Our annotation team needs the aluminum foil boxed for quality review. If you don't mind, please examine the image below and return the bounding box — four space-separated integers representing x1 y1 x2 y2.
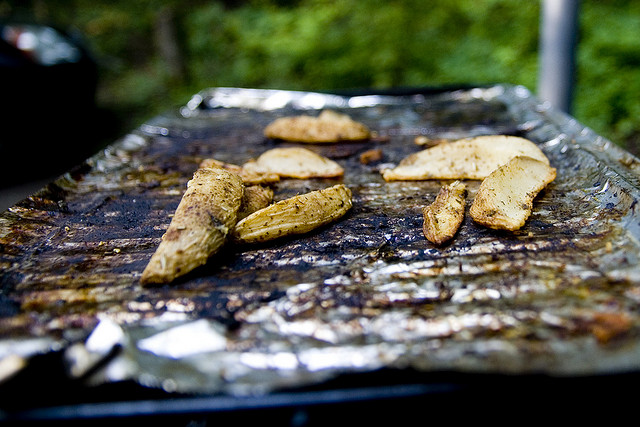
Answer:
2 85 640 396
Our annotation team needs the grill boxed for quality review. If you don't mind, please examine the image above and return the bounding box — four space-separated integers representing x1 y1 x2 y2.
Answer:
2 85 640 424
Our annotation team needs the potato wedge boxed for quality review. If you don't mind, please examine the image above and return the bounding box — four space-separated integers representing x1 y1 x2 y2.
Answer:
233 184 352 244
264 110 370 143
423 181 467 245
382 135 549 181
242 147 344 179
199 158 280 186
198 159 274 219
238 185 274 221
140 168 244 284
469 156 556 231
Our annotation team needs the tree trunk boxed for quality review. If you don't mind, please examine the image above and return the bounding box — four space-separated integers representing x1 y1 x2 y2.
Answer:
154 6 185 83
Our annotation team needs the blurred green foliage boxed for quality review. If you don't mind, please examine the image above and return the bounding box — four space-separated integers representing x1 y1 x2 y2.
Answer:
575 1 640 152
3 0 639 153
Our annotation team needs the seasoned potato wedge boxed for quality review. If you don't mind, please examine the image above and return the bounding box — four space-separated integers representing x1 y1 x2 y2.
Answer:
233 184 352 244
264 110 370 143
199 158 280 186
242 147 344 179
423 181 467 245
470 156 556 231
140 168 244 284
238 185 274 221
382 135 549 181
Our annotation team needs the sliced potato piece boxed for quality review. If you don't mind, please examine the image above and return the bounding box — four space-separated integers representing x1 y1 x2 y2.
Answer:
264 110 370 143
359 148 383 165
233 184 352 244
140 168 244 285
199 158 280 185
242 147 344 179
423 181 467 245
238 185 274 221
382 135 549 181
469 156 556 231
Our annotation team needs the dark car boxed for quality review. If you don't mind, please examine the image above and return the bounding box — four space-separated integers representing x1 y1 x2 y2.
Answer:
0 22 100 185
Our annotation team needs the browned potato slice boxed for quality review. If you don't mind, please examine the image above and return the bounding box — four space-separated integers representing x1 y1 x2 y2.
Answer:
359 148 383 165
264 110 370 143
140 168 244 284
382 135 549 181
469 156 556 231
233 184 352 244
423 181 467 245
242 147 344 179
199 158 280 185
238 185 274 221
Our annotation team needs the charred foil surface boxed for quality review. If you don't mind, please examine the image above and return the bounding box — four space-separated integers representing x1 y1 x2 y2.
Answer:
2 85 640 395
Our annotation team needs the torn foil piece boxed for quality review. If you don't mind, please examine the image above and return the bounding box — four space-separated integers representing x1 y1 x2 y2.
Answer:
137 320 227 359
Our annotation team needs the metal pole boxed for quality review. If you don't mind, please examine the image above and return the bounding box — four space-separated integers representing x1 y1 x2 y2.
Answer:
538 0 580 113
